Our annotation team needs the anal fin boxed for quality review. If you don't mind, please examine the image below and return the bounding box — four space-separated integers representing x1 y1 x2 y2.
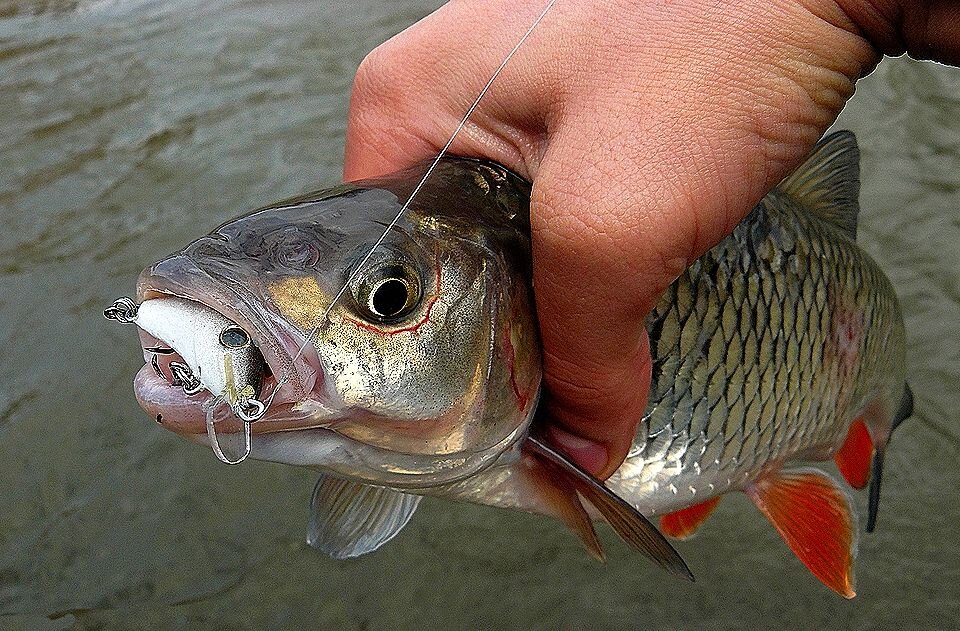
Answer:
660 497 721 540
307 475 421 560
746 468 857 599
835 417 874 490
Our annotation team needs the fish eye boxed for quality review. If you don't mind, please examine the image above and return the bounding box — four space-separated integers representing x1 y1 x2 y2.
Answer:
220 325 251 349
355 263 422 322
368 277 411 318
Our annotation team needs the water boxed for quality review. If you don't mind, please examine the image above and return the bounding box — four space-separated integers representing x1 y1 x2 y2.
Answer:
1 2 958 629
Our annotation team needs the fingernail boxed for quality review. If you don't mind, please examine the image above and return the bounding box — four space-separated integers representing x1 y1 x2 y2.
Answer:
547 426 609 477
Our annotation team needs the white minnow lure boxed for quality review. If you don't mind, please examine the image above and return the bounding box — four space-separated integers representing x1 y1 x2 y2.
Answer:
133 297 265 416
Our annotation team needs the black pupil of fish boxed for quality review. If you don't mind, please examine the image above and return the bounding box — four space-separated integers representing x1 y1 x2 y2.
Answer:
370 278 409 318
220 326 250 348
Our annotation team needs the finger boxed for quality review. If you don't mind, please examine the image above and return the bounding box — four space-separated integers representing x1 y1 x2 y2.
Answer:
529 139 691 480
838 0 960 65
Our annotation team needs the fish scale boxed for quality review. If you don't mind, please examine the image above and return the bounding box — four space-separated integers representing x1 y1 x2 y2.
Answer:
612 184 905 514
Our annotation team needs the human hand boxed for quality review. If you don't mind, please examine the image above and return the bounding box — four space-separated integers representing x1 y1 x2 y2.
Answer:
342 0 959 478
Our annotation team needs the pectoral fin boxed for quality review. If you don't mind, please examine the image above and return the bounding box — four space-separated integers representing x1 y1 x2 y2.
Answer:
306 475 421 560
526 435 693 581
522 452 606 561
746 467 857 598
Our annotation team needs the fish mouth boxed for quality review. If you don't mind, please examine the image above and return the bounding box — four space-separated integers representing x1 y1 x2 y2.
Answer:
133 254 324 436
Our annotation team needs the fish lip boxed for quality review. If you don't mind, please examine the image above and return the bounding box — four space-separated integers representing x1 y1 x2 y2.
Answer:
133 254 322 433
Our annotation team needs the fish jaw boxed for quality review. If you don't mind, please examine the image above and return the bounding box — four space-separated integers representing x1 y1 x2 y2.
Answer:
249 423 531 490
133 254 325 436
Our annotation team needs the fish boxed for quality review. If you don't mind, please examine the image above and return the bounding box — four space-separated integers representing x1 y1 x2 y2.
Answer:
111 130 911 598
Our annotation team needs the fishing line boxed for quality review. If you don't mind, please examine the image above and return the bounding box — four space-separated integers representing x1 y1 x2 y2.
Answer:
257 0 558 418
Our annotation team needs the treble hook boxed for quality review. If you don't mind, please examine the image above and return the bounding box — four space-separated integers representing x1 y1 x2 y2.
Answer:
233 397 266 423
104 297 138 323
205 396 253 465
169 361 203 395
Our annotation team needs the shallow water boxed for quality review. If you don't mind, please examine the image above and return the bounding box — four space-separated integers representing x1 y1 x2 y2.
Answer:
1 1 958 629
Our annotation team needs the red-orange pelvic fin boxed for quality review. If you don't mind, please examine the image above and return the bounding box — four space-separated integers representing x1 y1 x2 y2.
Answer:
746 468 858 599
835 418 875 490
660 497 721 540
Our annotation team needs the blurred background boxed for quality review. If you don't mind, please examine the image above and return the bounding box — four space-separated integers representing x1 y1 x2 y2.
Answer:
1 1 958 629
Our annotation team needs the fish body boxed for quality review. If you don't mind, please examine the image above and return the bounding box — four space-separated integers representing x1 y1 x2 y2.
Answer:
611 149 907 516
122 131 909 597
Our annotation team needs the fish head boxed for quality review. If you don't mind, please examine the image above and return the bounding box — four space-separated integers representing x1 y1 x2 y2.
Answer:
133 158 541 488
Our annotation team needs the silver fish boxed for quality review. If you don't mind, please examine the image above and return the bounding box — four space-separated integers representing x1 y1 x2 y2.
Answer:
111 131 910 597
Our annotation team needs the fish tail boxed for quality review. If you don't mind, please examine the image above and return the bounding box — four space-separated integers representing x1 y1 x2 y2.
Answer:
865 383 914 532
834 384 914 531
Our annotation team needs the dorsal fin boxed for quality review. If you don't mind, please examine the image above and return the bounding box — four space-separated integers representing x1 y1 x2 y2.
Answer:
777 131 860 241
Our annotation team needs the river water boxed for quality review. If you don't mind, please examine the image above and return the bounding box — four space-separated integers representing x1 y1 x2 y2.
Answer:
1 1 958 629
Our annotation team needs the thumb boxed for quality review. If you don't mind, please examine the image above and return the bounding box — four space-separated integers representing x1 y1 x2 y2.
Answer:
529 144 693 480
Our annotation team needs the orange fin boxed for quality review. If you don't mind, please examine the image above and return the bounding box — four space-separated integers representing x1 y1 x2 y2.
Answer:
746 468 857 598
835 418 874 490
525 435 694 581
660 497 721 540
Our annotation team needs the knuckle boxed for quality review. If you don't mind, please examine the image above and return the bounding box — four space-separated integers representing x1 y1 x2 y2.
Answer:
346 42 438 168
351 45 402 110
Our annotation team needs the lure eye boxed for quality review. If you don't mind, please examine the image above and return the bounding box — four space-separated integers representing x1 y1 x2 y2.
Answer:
220 325 251 349
355 263 422 322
